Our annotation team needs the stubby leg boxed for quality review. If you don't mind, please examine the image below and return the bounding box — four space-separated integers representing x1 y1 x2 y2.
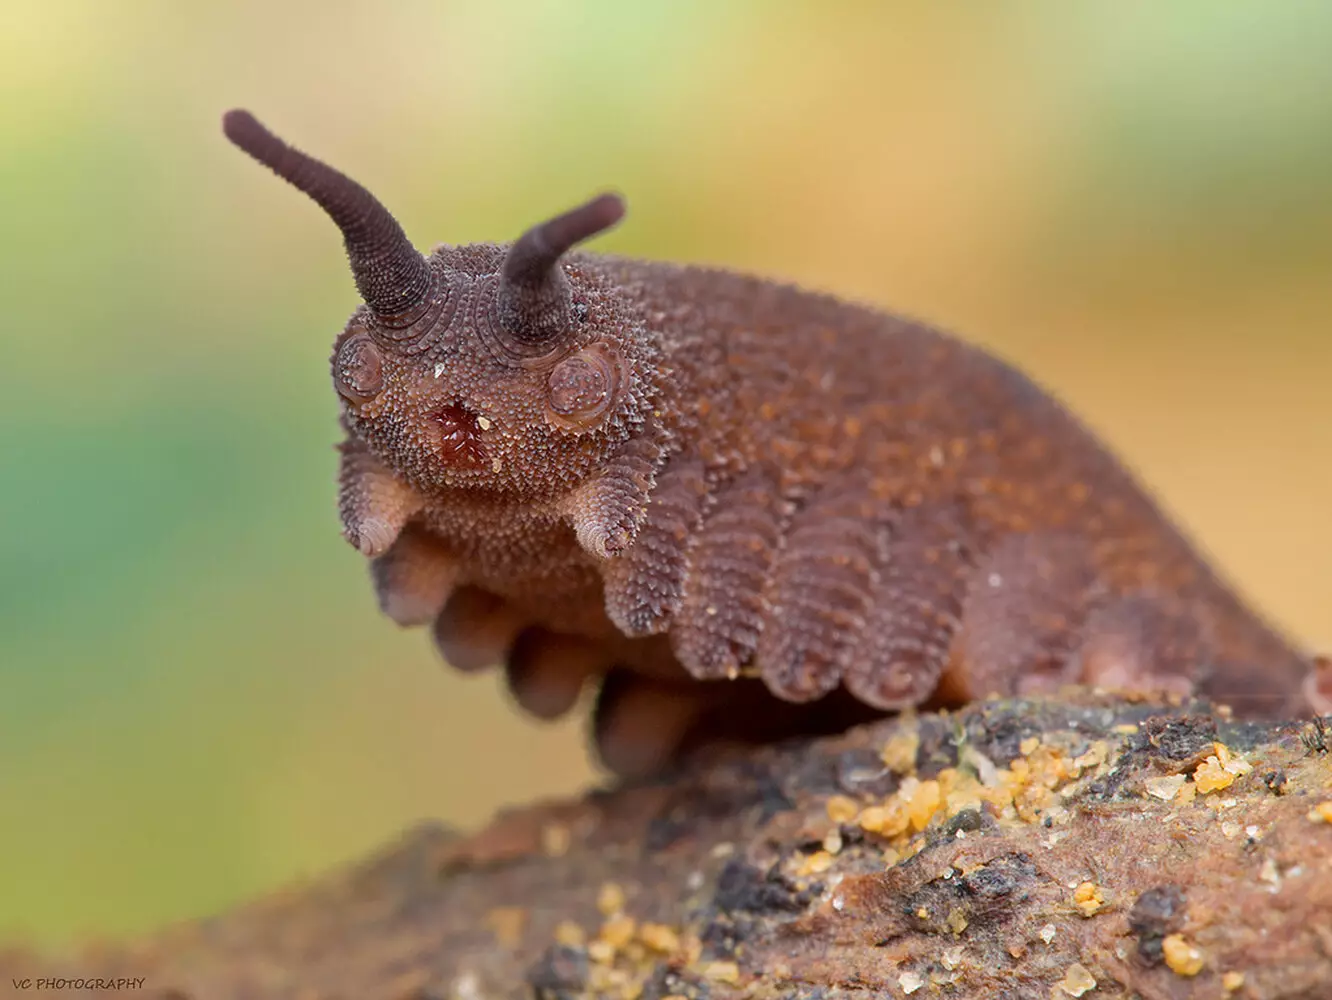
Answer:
370 525 459 627
431 586 526 673
591 667 713 778
504 627 612 720
944 532 1099 700
337 437 423 558
1070 592 1209 700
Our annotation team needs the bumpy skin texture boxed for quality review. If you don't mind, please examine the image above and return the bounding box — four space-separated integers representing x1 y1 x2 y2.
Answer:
225 111 1318 776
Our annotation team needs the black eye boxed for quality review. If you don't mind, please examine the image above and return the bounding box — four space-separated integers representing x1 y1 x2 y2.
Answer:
573 301 590 323
334 334 384 403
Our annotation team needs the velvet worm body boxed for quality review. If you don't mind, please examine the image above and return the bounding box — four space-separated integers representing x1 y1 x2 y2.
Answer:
224 110 1324 776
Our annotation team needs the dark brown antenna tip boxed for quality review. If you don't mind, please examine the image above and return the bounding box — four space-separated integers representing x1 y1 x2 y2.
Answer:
498 193 626 343
222 108 430 326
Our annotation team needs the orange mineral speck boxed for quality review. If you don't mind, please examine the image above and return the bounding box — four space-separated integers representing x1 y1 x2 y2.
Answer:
826 794 861 824
597 882 627 916
797 850 835 876
599 914 636 950
637 923 681 955
1307 801 1332 824
484 906 527 948
541 823 572 857
702 961 740 985
906 779 943 832
554 920 585 947
1073 881 1106 917
859 801 911 839
1057 962 1096 997
1195 756 1237 794
1162 934 1205 976
881 728 920 775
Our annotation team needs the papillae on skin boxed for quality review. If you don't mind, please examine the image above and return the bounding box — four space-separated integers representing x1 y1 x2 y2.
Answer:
224 110 1327 776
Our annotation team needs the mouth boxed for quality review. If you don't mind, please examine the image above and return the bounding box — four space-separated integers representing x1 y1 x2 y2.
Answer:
433 402 490 469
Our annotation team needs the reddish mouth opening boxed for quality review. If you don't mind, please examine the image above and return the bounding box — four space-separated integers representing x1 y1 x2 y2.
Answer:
434 403 488 468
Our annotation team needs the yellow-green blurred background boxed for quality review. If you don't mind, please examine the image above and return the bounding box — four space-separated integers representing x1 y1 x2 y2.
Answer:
3 1 1330 950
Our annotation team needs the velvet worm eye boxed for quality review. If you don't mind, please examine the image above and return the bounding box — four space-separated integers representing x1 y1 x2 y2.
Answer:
334 334 384 404
545 344 624 432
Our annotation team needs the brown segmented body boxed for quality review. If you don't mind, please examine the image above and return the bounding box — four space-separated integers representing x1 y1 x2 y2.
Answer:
224 111 1323 775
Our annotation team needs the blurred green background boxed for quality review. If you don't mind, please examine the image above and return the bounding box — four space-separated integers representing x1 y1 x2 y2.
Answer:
2 1 1330 950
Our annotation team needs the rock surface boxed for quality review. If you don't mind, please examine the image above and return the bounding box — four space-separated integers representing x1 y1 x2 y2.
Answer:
5 694 1332 999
